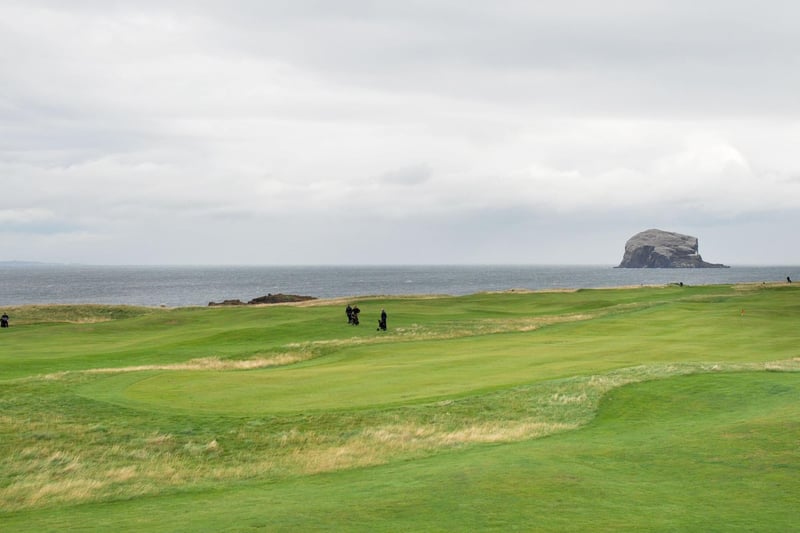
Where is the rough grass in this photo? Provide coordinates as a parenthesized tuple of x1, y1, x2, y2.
(2, 359, 797, 513)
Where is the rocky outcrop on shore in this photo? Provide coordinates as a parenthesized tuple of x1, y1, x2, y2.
(208, 293, 317, 306)
(617, 229, 728, 268)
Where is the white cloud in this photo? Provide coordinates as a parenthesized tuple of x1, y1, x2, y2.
(0, 208, 54, 224)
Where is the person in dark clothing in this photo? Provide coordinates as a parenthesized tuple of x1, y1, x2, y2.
(1, 313, 8, 328)
(788, 276, 793, 283)
(351, 305, 360, 325)
(346, 304, 353, 324)
(377, 308, 387, 331)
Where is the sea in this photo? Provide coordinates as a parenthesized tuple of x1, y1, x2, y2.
(0, 264, 797, 308)
(0, 263, 800, 307)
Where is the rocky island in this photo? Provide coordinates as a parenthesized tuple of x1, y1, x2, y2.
(617, 229, 728, 268)
(208, 293, 316, 306)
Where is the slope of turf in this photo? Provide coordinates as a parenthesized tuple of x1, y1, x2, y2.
(3, 372, 797, 532)
(1, 283, 798, 531)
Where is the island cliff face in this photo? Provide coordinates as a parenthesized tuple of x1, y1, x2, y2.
(618, 229, 728, 268)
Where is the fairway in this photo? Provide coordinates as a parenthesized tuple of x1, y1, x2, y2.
(1, 284, 798, 531)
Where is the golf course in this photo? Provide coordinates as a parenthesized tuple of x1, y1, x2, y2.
(1, 283, 798, 531)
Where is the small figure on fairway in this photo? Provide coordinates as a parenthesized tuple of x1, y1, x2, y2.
(1, 313, 8, 328)
(788, 276, 793, 283)
(351, 305, 360, 326)
(377, 308, 387, 331)
(346, 304, 353, 324)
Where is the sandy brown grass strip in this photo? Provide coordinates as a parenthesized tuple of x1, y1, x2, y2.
(39, 353, 313, 380)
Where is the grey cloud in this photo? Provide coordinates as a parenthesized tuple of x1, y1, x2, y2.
(2, 1, 800, 264)
(378, 164, 431, 186)
(181, 1, 800, 117)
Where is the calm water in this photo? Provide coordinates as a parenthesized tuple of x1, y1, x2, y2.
(0, 264, 797, 307)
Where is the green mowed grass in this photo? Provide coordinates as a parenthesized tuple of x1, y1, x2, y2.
(79, 287, 794, 414)
(1, 284, 798, 531)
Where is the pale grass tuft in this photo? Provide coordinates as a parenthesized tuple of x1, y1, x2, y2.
(438, 422, 578, 444)
(146, 433, 174, 446)
(181, 440, 222, 456)
(40, 371, 71, 381)
(764, 358, 800, 371)
(300, 444, 385, 474)
(296, 420, 580, 476)
(366, 422, 547, 450)
(28, 478, 108, 506)
(40, 352, 315, 380)
(549, 393, 588, 405)
(46, 450, 73, 465)
(68, 317, 116, 324)
(363, 420, 577, 448)
(732, 281, 789, 291)
(108, 466, 138, 483)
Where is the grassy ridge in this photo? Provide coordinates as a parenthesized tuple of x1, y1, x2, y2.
(1, 284, 798, 531)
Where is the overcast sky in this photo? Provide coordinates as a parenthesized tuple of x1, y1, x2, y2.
(1, 1, 798, 265)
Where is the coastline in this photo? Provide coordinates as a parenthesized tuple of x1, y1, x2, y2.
(1, 280, 795, 313)
(1, 264, 797, 308)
